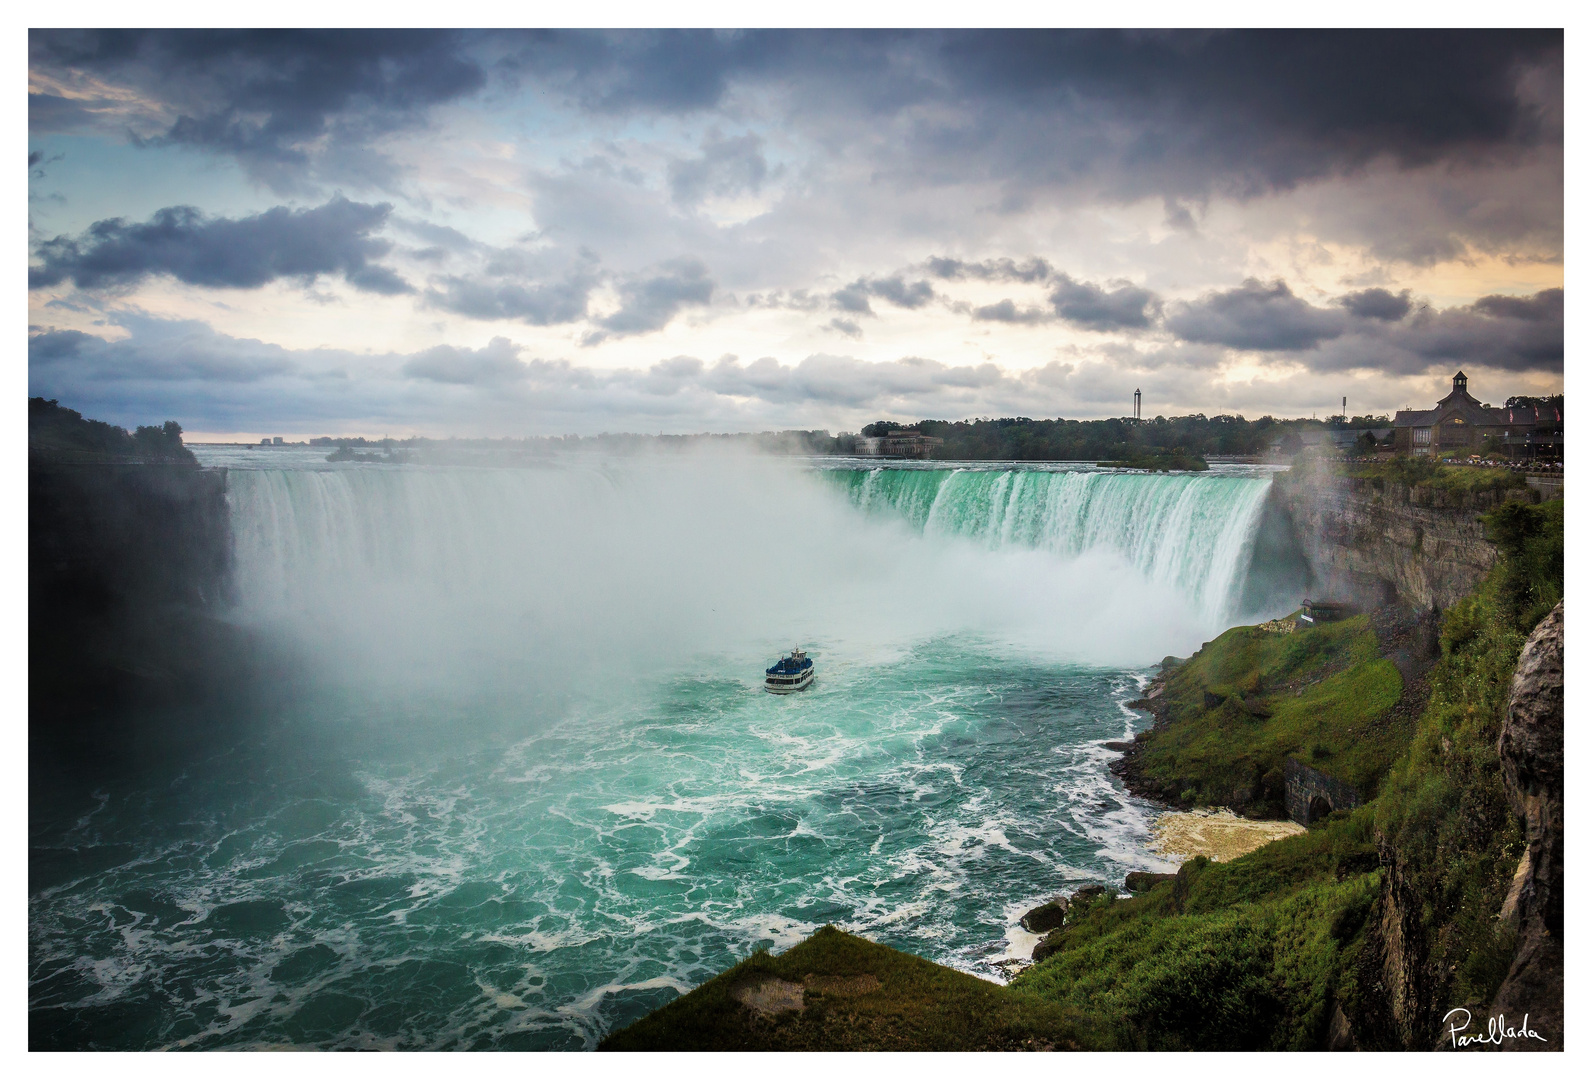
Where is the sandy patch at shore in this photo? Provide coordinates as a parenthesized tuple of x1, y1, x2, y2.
(1150, 809, 1305, 863)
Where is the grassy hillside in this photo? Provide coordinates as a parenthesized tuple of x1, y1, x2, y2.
(1010, 819, 1382, 1049)
(1124, 615, 1408, 813)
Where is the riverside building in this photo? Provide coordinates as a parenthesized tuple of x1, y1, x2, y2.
(1392, 371, 1562, 461)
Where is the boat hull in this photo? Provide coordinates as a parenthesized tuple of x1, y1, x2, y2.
(764, 670, 814, 694)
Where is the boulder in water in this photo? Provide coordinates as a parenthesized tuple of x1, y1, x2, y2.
(1019, 897, 1068, 934)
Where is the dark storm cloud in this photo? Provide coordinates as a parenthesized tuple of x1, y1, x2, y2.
(1190, 287, 1562, 377)
(584, 259, 715, 343)
(29, 196, 412, 294)
(1167, 279, 1347, 351)
(829, 275, 936, 317)
(935, 259, 1158, 331)
(868, 276, 935, 309)
(971, 299, 1048, 325)
(1472, 288, 1561, 322)
(508, 30, 1559, 202)
(1157, 281, 1562, 375)
(1391, 289, 1563, 373)
(30, 29, 486, 190)
(925, 256, 1054, 283)
(667, 133, 769, 206)
(1048, 274, 1160, 330)
(34, 30, 1558, 203)
(932, 31, 1559, 190)
(1339, 287, 1412, 321)
(503, 29, 765, 115)
(830, 282, 872, 315)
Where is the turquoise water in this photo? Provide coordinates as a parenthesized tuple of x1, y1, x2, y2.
(30, 455, 1276, 1050)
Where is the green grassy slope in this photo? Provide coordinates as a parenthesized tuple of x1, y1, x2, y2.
(1009, 817, 1383, 1049)
(1127, 615, 1407, 812)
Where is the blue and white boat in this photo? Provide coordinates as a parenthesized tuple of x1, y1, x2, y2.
(764, 647, 814, 694)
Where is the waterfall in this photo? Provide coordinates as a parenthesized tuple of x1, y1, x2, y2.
(220, 457, 1278, 682)
(829, 466, 1273, 625)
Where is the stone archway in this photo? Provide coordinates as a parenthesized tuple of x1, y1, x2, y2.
(1308, 795, 1333, 823)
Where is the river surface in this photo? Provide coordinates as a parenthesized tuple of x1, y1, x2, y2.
(30, 452, 1284, 1049)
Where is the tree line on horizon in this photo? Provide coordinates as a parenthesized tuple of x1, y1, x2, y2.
(862, 414, 1303, 460)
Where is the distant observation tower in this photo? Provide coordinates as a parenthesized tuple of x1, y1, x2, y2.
(1133, 388, 1142, 420)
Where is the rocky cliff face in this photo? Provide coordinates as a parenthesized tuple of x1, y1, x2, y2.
(1489, 602, 1564, 1050)
(30, 460, 257, 765)
(1345, 603, 1564, 1052)
(1269, 460, 1537, 612)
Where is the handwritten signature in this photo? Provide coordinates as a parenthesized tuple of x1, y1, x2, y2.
(1441, 1008, 1549, 1048)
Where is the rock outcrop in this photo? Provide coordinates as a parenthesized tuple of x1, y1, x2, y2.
(1124, 871, 1177, 893)
(1019, 897, 1069, 935)
(30, 459, 258, 765)
(1269, 460, 1537, 612)
(1487, 602, 1564, 1050)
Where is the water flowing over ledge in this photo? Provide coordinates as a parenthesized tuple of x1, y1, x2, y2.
(828, 465, 1275, 626)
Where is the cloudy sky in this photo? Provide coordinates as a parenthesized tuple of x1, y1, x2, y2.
(27, 29, 1563, 440)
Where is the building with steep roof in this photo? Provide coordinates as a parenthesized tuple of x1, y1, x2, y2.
(1392, 372, 1561, 460)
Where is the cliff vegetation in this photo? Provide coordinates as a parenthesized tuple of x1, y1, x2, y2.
(1344, 455, 1528, 496)
(29, 396, 197, 464)
(1114, 616, 1408, 815)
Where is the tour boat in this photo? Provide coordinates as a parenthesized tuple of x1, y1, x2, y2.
(765, 647, 814, 694)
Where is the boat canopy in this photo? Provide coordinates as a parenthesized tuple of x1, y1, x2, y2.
(766, 648, 813, 676)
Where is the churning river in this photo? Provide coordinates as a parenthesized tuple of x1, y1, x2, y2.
(30, 452, 1287, 1049)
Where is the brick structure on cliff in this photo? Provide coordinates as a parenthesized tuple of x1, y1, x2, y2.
(1283, 758, 1361, 825)
(1392, 371, 1562, 461)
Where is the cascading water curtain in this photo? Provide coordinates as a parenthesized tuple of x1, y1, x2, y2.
(831, 468, 1272, 626)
